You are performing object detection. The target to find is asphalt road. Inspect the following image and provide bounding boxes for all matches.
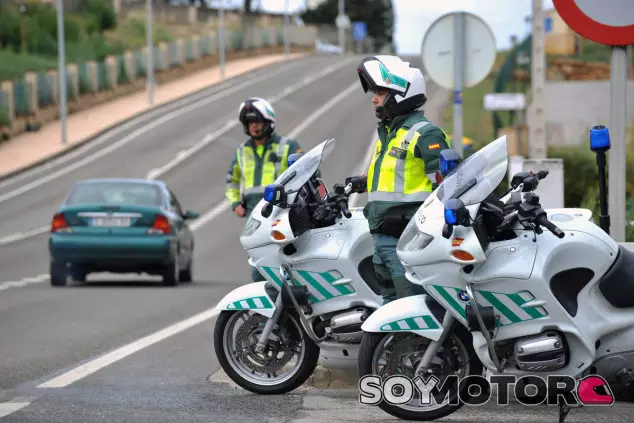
[0,53,631,422]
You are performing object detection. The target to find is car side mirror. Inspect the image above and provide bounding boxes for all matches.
[182,210,200,220]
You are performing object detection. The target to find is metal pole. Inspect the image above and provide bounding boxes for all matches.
[56,0,67,145]
[338,0,344,55]
[452,12,464,158]
[219,2,226,79]
[146,0,155,105]
[529,0,546,159]
[609,45,628,242]
[283,0,290,55]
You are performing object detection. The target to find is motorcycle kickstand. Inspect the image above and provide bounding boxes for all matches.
[255,292,284,353]
[414,312,456,375]
[558,399,571,423]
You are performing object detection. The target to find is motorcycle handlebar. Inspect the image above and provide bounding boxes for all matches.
[337,199,352,219]
[535,214,565,238]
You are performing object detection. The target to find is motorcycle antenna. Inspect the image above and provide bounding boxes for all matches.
[589,125,611,235]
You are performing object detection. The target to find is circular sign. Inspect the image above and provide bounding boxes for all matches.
[421,12,497,90]
[553,0,634,46]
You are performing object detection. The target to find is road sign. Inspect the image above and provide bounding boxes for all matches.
[544,16,553,34]
[335,14,350,29]
[552,0,634,45]
[483,93,526,111]
[421,12,497,90]
[421,11,496,159]
[353,22,367,42]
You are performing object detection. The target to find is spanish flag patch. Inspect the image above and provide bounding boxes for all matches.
[429,143,440,150]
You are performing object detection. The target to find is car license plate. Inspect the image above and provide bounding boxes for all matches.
[91,217,131,227]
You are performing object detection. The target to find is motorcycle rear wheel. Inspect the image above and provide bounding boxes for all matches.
[213,309,320,394]
[358,325,484,421]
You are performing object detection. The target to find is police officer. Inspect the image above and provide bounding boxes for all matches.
[356,55,452,304]
[225,97,303,282]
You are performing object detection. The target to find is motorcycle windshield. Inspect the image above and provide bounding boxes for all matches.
[435,135,509,206]
[273,138,336,193]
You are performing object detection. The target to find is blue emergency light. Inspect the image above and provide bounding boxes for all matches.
[288,153,303,167]
[590,125,611,152]
[440,149,461,177]
[444,207,458,225]
[444,198,468,226]
[264,184,277,202]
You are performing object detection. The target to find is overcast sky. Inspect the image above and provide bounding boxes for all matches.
[246,0,556,54]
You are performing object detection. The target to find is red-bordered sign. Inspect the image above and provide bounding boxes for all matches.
[553,0,634,46]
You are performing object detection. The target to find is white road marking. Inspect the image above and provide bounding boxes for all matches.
[37,307,221,388]
[0,400,32,418]
[349,128,378,208]
[0,59,315,205]
[0,58,357,246]
[0,59,311,192]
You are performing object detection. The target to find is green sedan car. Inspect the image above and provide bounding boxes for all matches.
[48,178,199,287]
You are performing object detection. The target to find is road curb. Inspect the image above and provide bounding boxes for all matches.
[208,364,359,391]
[0,52,311,184]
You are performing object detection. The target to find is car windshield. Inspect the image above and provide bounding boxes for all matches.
[65,182,163,207]
[435,135,509,206]
[273,138,336,193]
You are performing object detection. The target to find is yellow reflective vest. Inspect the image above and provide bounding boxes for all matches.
[364,112,451,231]
[225,134,302,210]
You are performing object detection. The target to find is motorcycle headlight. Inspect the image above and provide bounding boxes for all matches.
[398,227,434,252]
[242,216,261,237]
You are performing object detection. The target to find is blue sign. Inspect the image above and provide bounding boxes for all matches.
[544,16,553,34]
[353,22,367,42]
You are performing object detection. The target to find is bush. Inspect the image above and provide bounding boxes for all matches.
[78,0,117,33]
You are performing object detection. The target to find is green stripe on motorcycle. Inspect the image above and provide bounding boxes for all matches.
[432,285,467,319]
[478,291,521,324]
[380,315,439,331]
[321,271,354,295]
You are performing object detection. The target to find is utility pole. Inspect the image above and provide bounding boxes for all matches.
[218,1,226,79]
[338,0,345,55]
[146,0,155,105]
[56,0,67,145]
[528,0,546,159]
[283,0,290,55]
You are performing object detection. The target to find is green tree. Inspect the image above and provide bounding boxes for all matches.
[301,0,394,51]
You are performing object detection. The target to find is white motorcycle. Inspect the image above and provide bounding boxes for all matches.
[213,138,384,394]
[358,130,634,421]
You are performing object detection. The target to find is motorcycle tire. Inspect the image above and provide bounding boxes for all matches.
[213,309,320,395]
[358,325,484,421]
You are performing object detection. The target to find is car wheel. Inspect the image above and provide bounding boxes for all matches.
[50,262,67,287]
[161,259,179,287]
[179,257,193,283]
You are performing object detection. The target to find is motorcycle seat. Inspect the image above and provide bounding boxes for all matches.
[599,245,634,309]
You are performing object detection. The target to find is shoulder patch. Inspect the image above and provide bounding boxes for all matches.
[428,143,440,150]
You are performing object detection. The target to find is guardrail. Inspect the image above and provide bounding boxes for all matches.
[0,25,317,139]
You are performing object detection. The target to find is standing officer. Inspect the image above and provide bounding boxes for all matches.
[225,97,303,282]
[356,55,452,304]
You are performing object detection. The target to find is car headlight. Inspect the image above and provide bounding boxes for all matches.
[242,216,261,237]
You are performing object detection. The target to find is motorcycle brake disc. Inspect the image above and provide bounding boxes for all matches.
[234,313,300,374]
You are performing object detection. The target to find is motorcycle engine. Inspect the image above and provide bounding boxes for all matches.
[322,307,372,343]
[513,331,568,372]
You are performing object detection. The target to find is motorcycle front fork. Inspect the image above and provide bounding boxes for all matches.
[414,311,457,375]
[255,267,327,353]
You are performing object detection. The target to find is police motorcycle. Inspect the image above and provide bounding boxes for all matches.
[214,138,386,394]
[358,126,634,422]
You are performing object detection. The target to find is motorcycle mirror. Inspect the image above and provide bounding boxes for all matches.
[442,223,454,239]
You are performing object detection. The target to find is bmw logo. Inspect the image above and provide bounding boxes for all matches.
[458,290,470,302]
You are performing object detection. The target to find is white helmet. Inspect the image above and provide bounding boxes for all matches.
[238,97,276,138]
[356,55,427,119]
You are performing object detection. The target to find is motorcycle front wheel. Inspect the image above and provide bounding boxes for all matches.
[358,325,484,421]
[213,309,320,394]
